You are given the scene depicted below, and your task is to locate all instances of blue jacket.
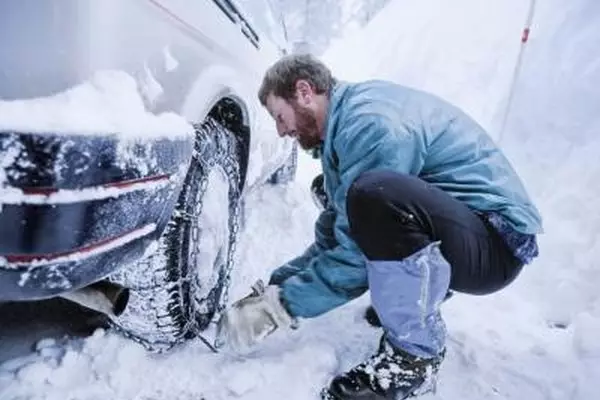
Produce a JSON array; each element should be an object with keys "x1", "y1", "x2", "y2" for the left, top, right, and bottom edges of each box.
[{"x1": 270, "y1": 80, "x2": 543, "y2": 318}]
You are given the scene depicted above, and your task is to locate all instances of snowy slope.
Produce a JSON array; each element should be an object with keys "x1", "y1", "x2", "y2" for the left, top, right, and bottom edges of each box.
[
  {"x1": 500, "y1": 5, "x2": 600, "y2": 398},
  {"x1": 2, "y1": 0, "x2": 600, "y2": 399},
  {"x1": 324, "y1": 0, "x2": 529, "y2": 136}
]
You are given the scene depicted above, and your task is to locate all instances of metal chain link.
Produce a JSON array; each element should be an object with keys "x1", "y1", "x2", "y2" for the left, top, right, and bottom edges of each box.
[
  {"x1": 106, "y1": 118, "x2": 242, "y2": 354},
  {"x1": 186, "y1": 119, "x2": 242, "y2": 333},
  {"x1": 108, "y1": 117, "x2": 293, "y2": 353}
]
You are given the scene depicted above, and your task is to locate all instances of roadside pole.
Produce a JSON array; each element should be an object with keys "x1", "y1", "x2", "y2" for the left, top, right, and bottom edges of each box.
[{"x1": 497, "y1": 0, "x2": 537, "y2": 144}]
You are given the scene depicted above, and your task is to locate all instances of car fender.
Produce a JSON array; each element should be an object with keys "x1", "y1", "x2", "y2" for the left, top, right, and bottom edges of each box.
[{"x1": 180, "y1": 63, "x2": 286, "y2": 192}]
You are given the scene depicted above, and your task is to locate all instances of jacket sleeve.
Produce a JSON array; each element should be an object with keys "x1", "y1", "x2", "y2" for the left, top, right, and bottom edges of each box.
[
  {"x1": 278, "y1": 115, "x2": 426, "y2": 318},
  {"x1": 269, "y1": 206, "x2": 337, "y2": 285}
]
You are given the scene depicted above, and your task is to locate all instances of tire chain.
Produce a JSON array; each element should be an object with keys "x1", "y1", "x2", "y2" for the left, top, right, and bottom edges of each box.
[
  {"x1": 269, "y1": 141, "x2": 298, "y2": 184},
  {"x1": 108, "y1": 117, "x2": 241, "y2": 353},
  {"x1": 188, "y1": 118, "x2": 241, "y2": 331}
]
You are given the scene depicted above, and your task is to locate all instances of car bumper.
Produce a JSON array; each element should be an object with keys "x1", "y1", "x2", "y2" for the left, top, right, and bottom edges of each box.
[{"x1": 0, "y1": 130, "x2": 193, "y2": 300}]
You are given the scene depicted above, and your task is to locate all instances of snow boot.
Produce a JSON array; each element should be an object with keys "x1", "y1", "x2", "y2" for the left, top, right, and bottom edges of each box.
[{"x1": 321, "y1": 338, "x2": 444, "y2": 400}]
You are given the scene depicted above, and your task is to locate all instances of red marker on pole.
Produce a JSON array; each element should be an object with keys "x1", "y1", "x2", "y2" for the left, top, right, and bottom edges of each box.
[
  {"x1": 522, "y1": 27, "x2": 530, "y2": 43},
  {"x1": 498, "y1": 0, "x2": 537, "y2": 143}
]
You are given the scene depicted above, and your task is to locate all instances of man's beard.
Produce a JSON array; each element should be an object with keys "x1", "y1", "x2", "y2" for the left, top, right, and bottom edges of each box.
[{"x1": 291, "y1": 103, "x2": 321, "y2": 150}]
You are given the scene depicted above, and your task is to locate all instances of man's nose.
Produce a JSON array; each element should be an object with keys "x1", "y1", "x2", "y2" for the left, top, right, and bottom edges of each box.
[{"x1": 277, "y1": 127, "x2": 287, "y2": 137}]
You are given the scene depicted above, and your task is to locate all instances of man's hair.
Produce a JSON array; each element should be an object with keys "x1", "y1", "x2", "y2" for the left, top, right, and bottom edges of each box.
[{"x1": 258, "y1": 53, "x2": 335, "y2": 106}]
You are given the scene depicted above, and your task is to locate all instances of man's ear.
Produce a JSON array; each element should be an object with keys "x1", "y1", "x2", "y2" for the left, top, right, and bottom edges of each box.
[{"x1": 295, "y1": 80, "x2": 313, "y2": 106}]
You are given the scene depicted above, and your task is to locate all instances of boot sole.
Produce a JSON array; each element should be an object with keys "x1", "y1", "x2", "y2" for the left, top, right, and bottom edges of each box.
[{"x1": 320, "y1": 375, "x2": 437, "y2": 400}]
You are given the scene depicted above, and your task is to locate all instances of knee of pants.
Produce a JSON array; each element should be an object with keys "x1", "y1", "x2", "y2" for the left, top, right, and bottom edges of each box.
[
  {"x1": 347, "y1": 170, "x2": 429, "y2": 260},
  {"x1": 347, "y1": 169, "x2": 412, "y2": 222},
  {"x1": 347, "y1": 173, "x2": 383, "y2": 224}
]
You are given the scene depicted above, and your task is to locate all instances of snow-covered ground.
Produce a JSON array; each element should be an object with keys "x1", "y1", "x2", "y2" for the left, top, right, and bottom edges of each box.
[{"x1": 2, "y1": 0, "x2": 600, "y2": 399}]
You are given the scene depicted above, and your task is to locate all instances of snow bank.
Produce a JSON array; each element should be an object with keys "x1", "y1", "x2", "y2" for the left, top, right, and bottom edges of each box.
[
  {"x1": 324, "y1": 0, "x2": 529, "y2": 134},
  {"x1": 501, "y1": 0, "x2": 600, "y2": 326},
  {"x1": 0, "y1": 71, "x2": 193, "y2": 138}
]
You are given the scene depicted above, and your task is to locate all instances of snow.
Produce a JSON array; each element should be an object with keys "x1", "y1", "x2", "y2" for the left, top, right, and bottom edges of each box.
[
  {"x1": 0, "y1": 137, "x2": 20, "y2": 188},
  {"x1": 0, "y1": 71, "x2": 193, "y2": 139},
  {"x1": 163, "y1": 46, "x2": 180, "y2": 73},
  {"x1": 324, "y1": 0, "x2": 530, "y2": 136},
  {"x1": 1, "y1": 0, "x2": 600, "y2": 399},
  {"x1": 0, "y1": 177, "x2": 171, "y2": 206},
  {"x1": 193, "y1": 168, "x2": 231, "y2": 302}
]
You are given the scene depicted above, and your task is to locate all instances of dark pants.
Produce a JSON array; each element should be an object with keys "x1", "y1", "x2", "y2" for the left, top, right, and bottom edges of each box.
[{"x1": 346, "y1": 169, "x2": 523, "y2": 295}]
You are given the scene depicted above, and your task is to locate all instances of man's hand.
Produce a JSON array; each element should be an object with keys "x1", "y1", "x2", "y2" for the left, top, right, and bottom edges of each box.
[{"x1": 215, "y1": 280, "x2": 294, "y2": 353}]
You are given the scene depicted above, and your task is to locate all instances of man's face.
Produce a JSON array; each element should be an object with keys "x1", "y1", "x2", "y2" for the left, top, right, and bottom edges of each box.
[{"x1": 265, "y1": 92, "x2": 321, "y2": 151}]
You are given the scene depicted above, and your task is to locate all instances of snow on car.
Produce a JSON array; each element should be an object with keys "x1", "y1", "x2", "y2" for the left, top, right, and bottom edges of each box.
[{"x1": 0, "y1": 0, "x2": 296, "y2": 352}]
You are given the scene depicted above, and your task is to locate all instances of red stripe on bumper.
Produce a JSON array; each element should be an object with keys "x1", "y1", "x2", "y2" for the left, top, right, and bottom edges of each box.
[
  {"x1": 4, "y1": 224, "x2": 155, "y2": 264},
  {"x1": 20, "y1": 174, "x2": 171, "y2": 196}
]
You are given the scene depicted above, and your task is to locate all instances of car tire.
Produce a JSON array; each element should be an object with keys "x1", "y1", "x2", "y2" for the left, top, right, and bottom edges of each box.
[{"x1": 107, "y1": 116, "x2": 242, "y2": 352}]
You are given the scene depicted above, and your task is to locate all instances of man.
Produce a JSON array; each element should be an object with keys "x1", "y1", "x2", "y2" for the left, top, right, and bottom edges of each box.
[{"x1": 216, "y1": 54, "x2": 542, "y2": 399}]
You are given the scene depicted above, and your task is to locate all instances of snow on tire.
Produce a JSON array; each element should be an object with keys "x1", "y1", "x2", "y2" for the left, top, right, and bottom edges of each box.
[
  {"x1": 107, "y1": 117, "x2": 241, "y2": 352},
  {"x1": 268, "y1": 141, "x2": 298, "y2": 185}
]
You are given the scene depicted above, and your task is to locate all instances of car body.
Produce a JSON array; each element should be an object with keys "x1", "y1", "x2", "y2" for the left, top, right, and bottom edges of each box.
[{"x1": 0, "y1": 0, "x2": 294, "y2": 348}]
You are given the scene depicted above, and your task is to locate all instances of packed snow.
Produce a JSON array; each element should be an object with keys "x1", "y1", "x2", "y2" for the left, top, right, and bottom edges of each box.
[
  {"x1": 0, "y1": 71, "x2": 193, "y2": 139},
  {"x1": 1, "y1": 0, "x2": 599, "y2": 399}
]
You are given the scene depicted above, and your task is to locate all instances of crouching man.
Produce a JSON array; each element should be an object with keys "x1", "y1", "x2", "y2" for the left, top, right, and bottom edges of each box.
[{"x1": 217, "y1": 54, "x2": 542, "y2": 400}]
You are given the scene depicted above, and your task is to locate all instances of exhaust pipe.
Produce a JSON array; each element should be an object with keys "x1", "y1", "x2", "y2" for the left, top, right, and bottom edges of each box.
[{"x1": 59, "y1": 281, "x2": 129, "y2": 317}]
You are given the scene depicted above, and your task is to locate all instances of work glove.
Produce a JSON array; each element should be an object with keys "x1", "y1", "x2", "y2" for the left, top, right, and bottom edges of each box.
[{"x1": 215, "y1": 280, "x2": 295, "y2": 353}]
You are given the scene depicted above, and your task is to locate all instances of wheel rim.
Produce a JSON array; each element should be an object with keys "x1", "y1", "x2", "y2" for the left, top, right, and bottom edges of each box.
[{"x1": 189, "y1": 166, "x2": 231, "y2": 308}]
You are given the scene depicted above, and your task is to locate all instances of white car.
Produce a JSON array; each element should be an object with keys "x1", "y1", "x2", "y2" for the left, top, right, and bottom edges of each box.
[{"x1": 0, "y1": 0, "x2": 296, "y2": 351}]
